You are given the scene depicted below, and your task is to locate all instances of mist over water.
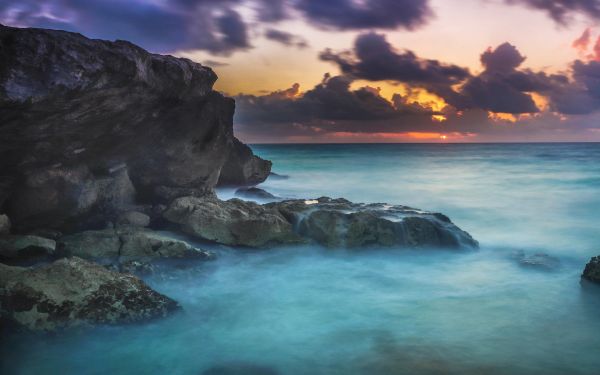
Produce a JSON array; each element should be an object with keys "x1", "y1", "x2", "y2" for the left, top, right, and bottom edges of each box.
[{"x1": 3, "y1": 143, "x2": 600, "y2": 375}]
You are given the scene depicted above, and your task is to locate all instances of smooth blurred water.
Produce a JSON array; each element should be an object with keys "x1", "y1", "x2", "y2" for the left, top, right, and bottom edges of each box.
[{"x1": 3, "y1": 143, "x2": 600, "y2": 375}]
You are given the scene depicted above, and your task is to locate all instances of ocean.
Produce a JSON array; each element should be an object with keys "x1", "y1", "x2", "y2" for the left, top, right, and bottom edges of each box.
[{"x1": 3, "y1": 143, "x2": 600, "y2": 375}]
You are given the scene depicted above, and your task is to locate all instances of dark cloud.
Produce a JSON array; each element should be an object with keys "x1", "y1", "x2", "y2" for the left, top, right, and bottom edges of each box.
[
  {"x1": 548, "y1": 60, "x2": 600, "y2": 114},
  {"x1": 320, "y1": 35, "x2": 570, "y2": 114},
  {"x1": 506, "y1": 0, "x2": 600, "y2": 24},
  {"x1": 256, "y1": 0, "x2": 289, "y2": 22},
  {"x1": 320, "y1": 32, "x2": 470, "y2": 85},
  {"x1": 295, "y1": 0, "x2": 432, "y2": 30},
  {"x1": 0, "y1": 0, "x2": 250, "y2": 54},
  {"x1": 235, "y1": 74, "x2": 435, "y2": 126},
  {"x1": 265, "y1": 28, "x2": 308, "y2": 48}
]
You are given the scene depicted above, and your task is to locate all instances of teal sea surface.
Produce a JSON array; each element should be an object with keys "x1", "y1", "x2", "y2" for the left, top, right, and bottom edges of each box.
[{"x1": 3, "y1": 143, "x2": 600, "y2": 375}]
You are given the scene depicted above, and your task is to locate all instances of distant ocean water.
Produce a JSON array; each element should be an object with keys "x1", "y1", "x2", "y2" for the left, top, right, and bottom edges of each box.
[{"x1": 3, "y1": 143, "x2": 600, "y2": 375}]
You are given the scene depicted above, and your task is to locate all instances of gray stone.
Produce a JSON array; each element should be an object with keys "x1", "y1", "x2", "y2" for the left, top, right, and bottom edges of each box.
[
  {"x1": 218, "y1": 138, "x2": 272, "y2": 186},
  {"x1": 0, "y1": 257, "x2": 179, "y2": 331},
  {"x1": 0, "y1": 235, "x2": 56, "y2": 263},
  {"x1": 58, "y1": 228, "x2": 213, "y2": 263},
  {"x1": 582, "y1": 256, "x2": 600, "y2": 283},
  {"x1": 164, "y1": 195, "x2": 477, "y2": 249},
  {"x1": 117, "y1": 211, "x2": 151, "y2": 227},
  {"x1": 268, "y1": 197, "x2": 478, "y2": 249},
  {"x1": 163, "y1": 195, "x2": 304, "y2": 247}
]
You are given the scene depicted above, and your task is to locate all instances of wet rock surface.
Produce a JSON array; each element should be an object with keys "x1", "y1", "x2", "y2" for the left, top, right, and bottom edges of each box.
[
  {"x1": 582, "y1": 256, "x2": 600, "y2": 283},
  {"x1": 0, "y1": 257, "x2": 179, "y2": 331},
  {"x1": 164, "y1": 195, "x2": 478, "y2": 249}
]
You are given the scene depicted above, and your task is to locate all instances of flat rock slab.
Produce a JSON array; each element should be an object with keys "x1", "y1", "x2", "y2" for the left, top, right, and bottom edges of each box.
[
  {"x1": 0, "y1": 257, "x2": 179, "y2": 331},
  {"x1": 164, "y1": 195, "x2": 478, "y2": 249}
]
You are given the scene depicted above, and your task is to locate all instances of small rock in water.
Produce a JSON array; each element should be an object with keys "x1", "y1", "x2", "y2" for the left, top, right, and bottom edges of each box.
[
  {"x1": 513, "y1": 250, "x2": 560, "y2": 270},
  {"x1": 235, "y1": 187, "x2": 277, "y2": 200},
  {"x1": 582, "y1": 256, "x2": 600, "y2": 283}
]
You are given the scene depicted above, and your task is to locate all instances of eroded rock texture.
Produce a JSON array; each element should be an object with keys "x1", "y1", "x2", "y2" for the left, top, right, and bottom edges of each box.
[
  {"x1": 0, "y1": 257, "x2": 179, "y2": 331},
  {"x1": 0, "y1": 24, "x2": 271, "y2": 231}
]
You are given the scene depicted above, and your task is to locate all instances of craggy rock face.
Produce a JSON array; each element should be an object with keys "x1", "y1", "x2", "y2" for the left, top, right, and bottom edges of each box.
[
  {"x1": 582, "y1": 256, "x2": 600, "y2": 283},
  {"x1": 163, "y1": 195, "x2": 305, "y2": 247},
  {"x1": 0, "y1": 24, "x2": 271, "y2": 230},
  {"x1": 218, "y1": 138, "x2": 273, "y2": 186},
  {"x1": 164, "y1": 195, "x2": 478, "y2": 249},
  {"x1": 0, "y1": 257, "x2": 179, "y2": 331}
]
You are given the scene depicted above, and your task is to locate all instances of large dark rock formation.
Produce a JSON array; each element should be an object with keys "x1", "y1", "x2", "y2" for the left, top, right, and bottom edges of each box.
[
  {"x1": 0, "y1": 257, "x2": 179, "y2": 331},
  {"x1": 0, "y1": 24, "x2": 271, "y2": 231},
  {"x1": 164, "y1": 196, "x2": 478, "y2": 249},
  {"x1": 582, "y1": 256, "x2": 600, "y2": 283}
]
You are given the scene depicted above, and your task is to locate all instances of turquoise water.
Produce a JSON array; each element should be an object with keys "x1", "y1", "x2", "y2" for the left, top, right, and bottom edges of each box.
[{"x1": 3, "y1": 143, "x2": 600, "y2": 375}]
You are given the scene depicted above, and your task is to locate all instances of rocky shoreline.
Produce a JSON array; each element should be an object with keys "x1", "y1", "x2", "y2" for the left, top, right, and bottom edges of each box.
[{"x1": 0, "y1": 24, "x2": 596, "y2": 333}]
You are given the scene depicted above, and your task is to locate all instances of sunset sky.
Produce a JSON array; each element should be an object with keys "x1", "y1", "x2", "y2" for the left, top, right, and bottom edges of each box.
[{"x1": 4, "y1": 0, "x2": 600, "y2": 142}]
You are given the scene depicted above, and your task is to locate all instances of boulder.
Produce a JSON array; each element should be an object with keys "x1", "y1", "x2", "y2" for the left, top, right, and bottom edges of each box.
[
  {"x1": 164, "y1": 195, "x2": 477, "y2": 249},
  {"x1": 0, "y1": 235, "x2": 56, "y2": 264},
  {"x1": 0, "y1": 214, "x2": 10, "y2": 235},
  {"x1": 0, "y1": 24, "x2": 270, "y2": 229},
  {"x1": 267, "y1": 197, "x2": 478, "y2": 249},
  {"x1": 116, "y1": 211, "x2": 151, "y2": 228},
  {"x1": 163, "y1": 195, "x2": 303, "y2": 247},
  {"x1": 234, "y1": 187, "x2": 277, "y2": 200},
  {"x1": 0, "y1": 257, "x2": 179, "y2": 331},
  {"x1": 58, "y1": 228, "x2": 213, "y2": 264},
  {"x1": 582, "y1": 256, "x2": 600, "y2": 283},
  {"x1": 218, "y1": 138, "x2": 272, "y2": 186}
]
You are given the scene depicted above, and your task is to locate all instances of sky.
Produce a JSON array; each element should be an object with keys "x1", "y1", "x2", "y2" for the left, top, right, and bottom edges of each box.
[{"x1": 3, "y1": 0, "x2": 600, "y2": 143}]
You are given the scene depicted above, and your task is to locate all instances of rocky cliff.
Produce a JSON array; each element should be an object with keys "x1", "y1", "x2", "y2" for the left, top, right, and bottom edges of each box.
[{"x1": 0, "y1": 24, "x2": 270, "y2": 232}]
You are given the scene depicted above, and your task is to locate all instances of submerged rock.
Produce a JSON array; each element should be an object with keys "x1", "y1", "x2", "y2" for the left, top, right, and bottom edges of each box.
[
  {"x1": 0, "y1": 24, "x2": 270, "y2": 230},
  {"x1": 0, "y1": 257, "x2": 179, "y2": 331},
  {"x1": 234, "y1": 187, "x2": 277, "y2": 200},
  {"x1": 58, "y1": 228, "x2": 213, "y2": 264},
  {"x1": 0, "y1": 235, "x2": 56, "y2": 264},
  {"x1": 582, "y1": 256, "x2": 600, "y2": 283},
  {"x1": 164, "y1": 195, "x2": 303, "y2": 247},
  {"x1": 514, "y1": 251, "x2": 560, "y2": 270},
  {"x1": 164, "y1": 195, "x2": 477, "y2": 249}
]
